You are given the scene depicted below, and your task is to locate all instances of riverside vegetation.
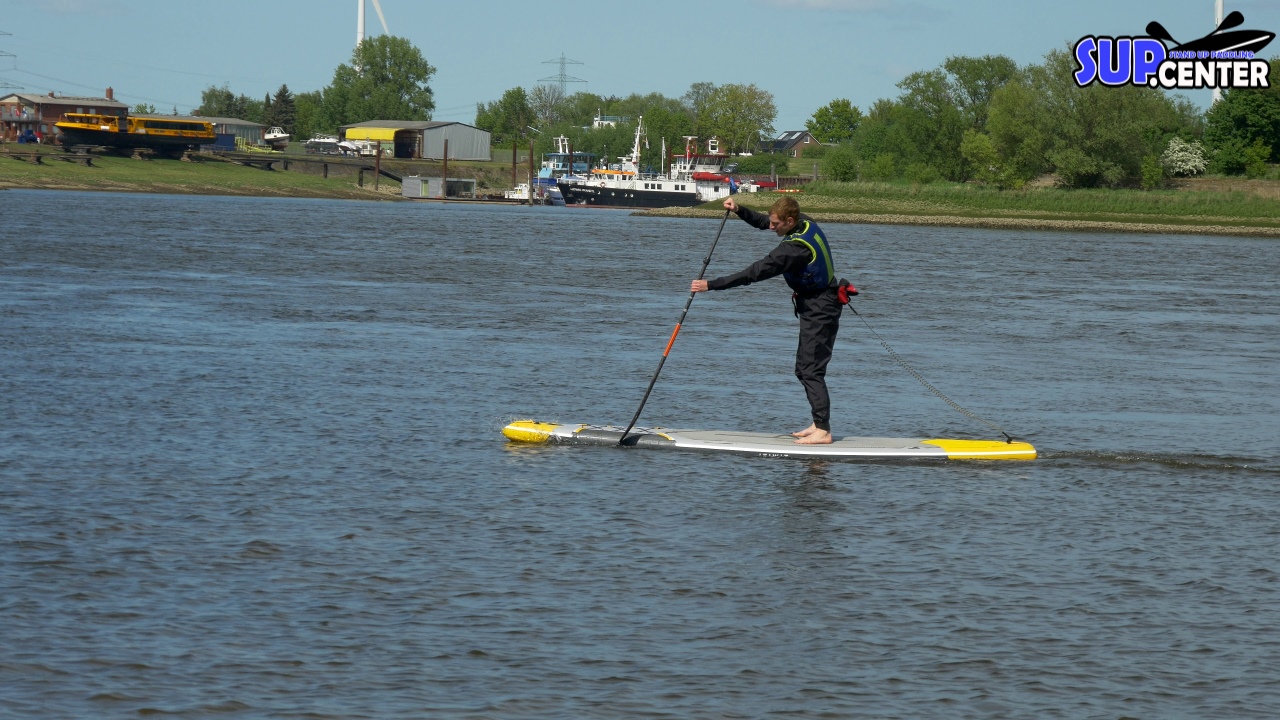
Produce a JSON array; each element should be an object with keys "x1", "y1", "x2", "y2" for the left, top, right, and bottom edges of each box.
[
  {"x1": 640, "y1": 177, "x2": 1280, "y2": 237},
  {"x1": 4, "y1": 143, "x2": 1280, "y2": 236}
]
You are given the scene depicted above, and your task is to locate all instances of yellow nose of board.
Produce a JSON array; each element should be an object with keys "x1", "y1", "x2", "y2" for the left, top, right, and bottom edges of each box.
[
  {"x1": 922, "y1": 438, "x2": 1038, "y2": 460},
  {"x1": 502, "y1": 420, "x2": 560, "y2": 443}
]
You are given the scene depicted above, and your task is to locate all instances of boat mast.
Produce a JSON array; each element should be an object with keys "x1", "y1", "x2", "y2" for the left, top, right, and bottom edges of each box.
[{"x1": 630, "y1": 116, "x2": 644, "y2": 169}]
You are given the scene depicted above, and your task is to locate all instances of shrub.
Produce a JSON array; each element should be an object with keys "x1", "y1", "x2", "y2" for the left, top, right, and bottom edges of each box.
[
  {"x1": 902, "y1": 162, "x2": 940, "y2": 184},
  {"x1": 801, "y1": 143, "x2": 829, "y2": 159},
  {"x1": 863, "y1": 153, "x2": 898, "y2": 181},
  {"x1": 1050, "y1": 148, "x2": 1098, "y2": 187},
  {"x1": 1161, "y1": 137, "x2": 1207, "y2": 176},
  {"x1": 1140, "y1": 154, "x2": 1165, "y2": 190},
  {"x1": 823, "y1": 143, "x2": 860, "y2": 182},
  {"x1": 733, "y1": 153, "x2": 780, "y2": 175},
  {"x1": 1213, "y1": 137, "x2": 1273, "y2": 177}
]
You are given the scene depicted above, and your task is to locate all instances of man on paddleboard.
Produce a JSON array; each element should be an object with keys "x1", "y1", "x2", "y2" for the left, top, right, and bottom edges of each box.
[{"x1": 692, "y1": 196, "x2": 846, "y2": 445}]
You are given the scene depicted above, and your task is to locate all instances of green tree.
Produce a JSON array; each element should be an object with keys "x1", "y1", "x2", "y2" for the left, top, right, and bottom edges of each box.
[
  {"x1": 942, "y1": 54, "x2": 1020, "y2": 130},
  {"x1": 195, "y1": 84, "x2": 238, "y2": 117},
  {"x1": 984, "y1": 48, "x2": 1198, "y2": 187},
  {"x1": 896, "y1": 68, "x2": 966, "y2": 180},
  {"x1": 1204, "y1": 58, "x2": 1280, "y2": 169},
  {"x1": 702, "y1": 83, "x2": 776, "y2": 154},
  {"x1": 960, "y1": 129, "x2": 1000, "y2": 185},
  {"x1": 292, "y1": 90, "x2": 324, "y2": 141},
  {"x1": 682, "y1": 81, "x2": 718, "y2": 141},
  {"x1": 132, "y1": 103, "x2": 156, "y2": 114},
  {"x1": 243, "y1": 96, "x2": 265, "y2": 125},
  {"x1": 529, "y1": 84, "x2": 565, "y2": 128},
  {"x1": 475, "y1": 86, "x2": 533, "y2": 146},
  {"x1": 805, "y1": 98, "x2": 862, "y2": 144},
  {"x1": 848, "y1": 98, "x2": 914, "y2": 178},
  {"x1": 560, "y1": 91, "x2": 607, "y2": 126},
  {"x1": 985, "y1": 80, "x2": 1051, "y2": 180},
  {"x1": 322, "y1": 35, "x2": 436, "y2": 127},
  {"x1": 269, "y1": 84, "x2": 297, "y2": 134}
]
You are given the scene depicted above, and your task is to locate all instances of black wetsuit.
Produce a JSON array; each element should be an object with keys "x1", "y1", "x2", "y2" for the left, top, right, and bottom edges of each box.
[{"x1": 706, "y1": 207, "x2": 842, "y2": 432}]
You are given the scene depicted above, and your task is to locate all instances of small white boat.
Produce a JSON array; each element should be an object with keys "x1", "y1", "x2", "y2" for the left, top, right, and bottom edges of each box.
[
  {"x1": 504, "y1": 182, "x2": 532, "y2": 201},
  {"x1": 304, "y1": 135, "x2": 340, "y2": 154},
  {"x1": 264, "y1": 126, "x2": 290, "y2": 150}
]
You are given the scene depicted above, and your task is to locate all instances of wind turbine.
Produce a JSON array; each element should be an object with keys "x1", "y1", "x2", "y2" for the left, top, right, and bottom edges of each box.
[
  {"x1": 356, "y1": 0, "x2": 390, "y2": 48},
  {"x1": 1213, "y1": 0, "x2": 1224, "y2": 104}
]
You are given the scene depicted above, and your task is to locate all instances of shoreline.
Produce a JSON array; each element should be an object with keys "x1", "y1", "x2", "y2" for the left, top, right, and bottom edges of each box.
[
  {"x1": 4, "y1": 149, "x2": 1278, "y2": 236},
  {"x1": 635, "y1": 206, "x2": 1280, "y2": 238}
]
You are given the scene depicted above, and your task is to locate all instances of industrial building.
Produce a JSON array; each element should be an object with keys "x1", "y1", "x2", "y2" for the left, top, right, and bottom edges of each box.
[
  {"x1": 339, "y1": 120, "x2": 490, "y2": 160},
  {"x1": 191, "y1": 116, "x2": 266, "y2": 149}
]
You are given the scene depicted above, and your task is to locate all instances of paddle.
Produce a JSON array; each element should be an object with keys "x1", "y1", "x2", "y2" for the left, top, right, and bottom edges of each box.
[
  {"x1": 1145, "y1": 21, "x2": 1179, "y2": 46},
  {"x1": 1214, "y1": 11, "x2": 1245, "y2": 35},
  {"x1": 618, "y1": 208, "x2": 732, "y2": 446}
]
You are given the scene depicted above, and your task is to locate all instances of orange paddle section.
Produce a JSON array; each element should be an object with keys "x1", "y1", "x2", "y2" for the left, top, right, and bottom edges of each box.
[{"x1": 663, "y1": 324, "x2": 682, "y2": 357}]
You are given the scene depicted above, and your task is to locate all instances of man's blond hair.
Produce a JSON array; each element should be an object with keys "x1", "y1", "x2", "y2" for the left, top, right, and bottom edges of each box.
[{"x1": 769, "y1": 196, "x2": 800, "y2": 223}]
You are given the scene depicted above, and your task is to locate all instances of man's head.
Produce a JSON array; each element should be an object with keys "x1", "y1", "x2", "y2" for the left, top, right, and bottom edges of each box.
[{"x1": 768, "y1": 196, "x2": 800, "y2": 237}]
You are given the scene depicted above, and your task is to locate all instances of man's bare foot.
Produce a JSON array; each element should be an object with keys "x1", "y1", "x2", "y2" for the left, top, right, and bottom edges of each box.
[
  {"x1": 791, "y1": 424, "x2": 819, "y2": 438},
  {"x1": 794, "y1": 429, "x2": 833, "y2": 445}
]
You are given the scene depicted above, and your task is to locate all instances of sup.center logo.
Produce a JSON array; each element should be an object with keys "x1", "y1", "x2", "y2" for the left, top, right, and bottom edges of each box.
[{"x1": 1073, "y1": 11, "x2": 1274, "y2": 90}]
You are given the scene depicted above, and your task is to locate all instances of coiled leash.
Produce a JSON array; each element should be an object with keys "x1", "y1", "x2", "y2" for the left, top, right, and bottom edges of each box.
[{"x1": 838, "y1": 280, "x2": 1019, "y2": 444}]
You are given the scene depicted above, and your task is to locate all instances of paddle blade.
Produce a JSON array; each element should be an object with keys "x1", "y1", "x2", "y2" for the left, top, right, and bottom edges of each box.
[
  {"x1": 1146, "y1": 21, "x2": 1178, "y2": 45},
  {"x1": 1216, "y1": 11, "x2": 1245, "y2": 34}
]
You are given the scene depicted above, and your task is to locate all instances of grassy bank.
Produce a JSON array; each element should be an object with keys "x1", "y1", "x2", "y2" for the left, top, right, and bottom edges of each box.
[
  {"x1": 0, "y1": 143, "x2": 543, "y2": 200},
  {"x1": 6, "y1": 143, "x2": 1280, "y2": 237},
  {"x1": 639, "y1": 178, "x2": 1280, "y2": 237},
  {"x1": 0, "y1": 146, "x2": 401, "y2": 200}
]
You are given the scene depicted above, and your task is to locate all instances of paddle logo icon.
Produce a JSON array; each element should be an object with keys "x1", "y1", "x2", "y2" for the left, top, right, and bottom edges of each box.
[{"x1": 1073, "y1": 11, "x2": 1274, "y2": 90}]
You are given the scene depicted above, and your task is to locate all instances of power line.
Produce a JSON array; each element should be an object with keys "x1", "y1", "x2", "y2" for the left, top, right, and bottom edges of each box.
[
  {"x1": 9, "y1": 68, "x2": 194, "y2": 111},
  {"x1": 538, "y1": 53, "x2": 586, "y2": 96},
  {"x1": 0, "y1": 29, "x2": 19, "y2": 90}
]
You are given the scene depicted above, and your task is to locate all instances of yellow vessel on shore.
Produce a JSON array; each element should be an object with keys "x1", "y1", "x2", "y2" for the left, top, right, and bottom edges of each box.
[{"x1": 55, "y1": 113, "x2": 215, "y2": 155}]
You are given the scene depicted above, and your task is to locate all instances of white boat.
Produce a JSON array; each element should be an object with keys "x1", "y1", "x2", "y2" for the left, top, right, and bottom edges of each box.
[
  {"x1": 304, "y1": 134, "x2": 341, "y2": 154},
  {"x1": 556, "y1": 117, "x2": 759, "y2": 209},
  {"x1": 537, "y1": 135, "x2": 594, "y2": 206},
  {"x1": 337, "y1": 139, "x2": 377, "y2": 157},
  {"x1": 264, "y1": 126, "x2": 290, "y2": 150},
  {"x1": 504, "y1": 182, "x2": 532, "y2": 201}
]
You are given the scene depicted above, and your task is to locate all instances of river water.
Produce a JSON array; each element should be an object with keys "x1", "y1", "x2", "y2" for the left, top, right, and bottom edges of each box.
[{"x1": 2, "y1": 189, "x2": 1278, "y2": 719}]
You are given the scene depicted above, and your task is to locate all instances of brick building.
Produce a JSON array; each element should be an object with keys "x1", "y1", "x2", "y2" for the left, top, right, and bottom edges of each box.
[
  {"x1": 763, "y1": 130, "x2": 822, "y2": 158},
  {"x1": 0, "y1": 87, "x2": 128, "y2": 142}
]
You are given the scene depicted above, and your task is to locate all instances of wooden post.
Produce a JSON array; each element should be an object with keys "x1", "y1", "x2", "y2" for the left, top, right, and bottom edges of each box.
[
  {"x1": 375, "y1": 148, "x2": 381, "y2": 192},
  {"x1": 528, "y1": 138, "x2": 535, "y2": 204},
  {"x1": 442, "y1": 138, "x2": 449, "y2": 198}
]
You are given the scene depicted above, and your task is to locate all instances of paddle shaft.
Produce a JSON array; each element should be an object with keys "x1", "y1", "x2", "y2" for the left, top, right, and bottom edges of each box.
[{"x1": 618, "y1": 209, "x2": 731, "y2": 445}]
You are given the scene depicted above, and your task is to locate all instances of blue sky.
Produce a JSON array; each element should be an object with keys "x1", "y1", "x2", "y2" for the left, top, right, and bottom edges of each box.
[{"x1": 2, "y1": 0, "x2": 1277, "y2": 133}]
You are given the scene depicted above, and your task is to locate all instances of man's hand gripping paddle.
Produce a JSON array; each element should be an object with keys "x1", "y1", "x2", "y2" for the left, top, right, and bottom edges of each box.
[{"x1": 618, "y1": 209, "x2": 732, "y2": 446}]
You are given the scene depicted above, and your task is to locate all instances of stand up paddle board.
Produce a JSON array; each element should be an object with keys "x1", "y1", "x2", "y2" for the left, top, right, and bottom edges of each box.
[{"x1": 503, "y1": 420, "x2": 1037, "y2": 461}]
